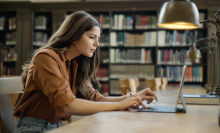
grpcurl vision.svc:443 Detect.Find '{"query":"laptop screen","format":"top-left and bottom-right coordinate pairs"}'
top-left (174, 65), bottom-right (187, 110)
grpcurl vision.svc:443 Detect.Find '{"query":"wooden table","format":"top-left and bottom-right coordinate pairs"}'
top-left (48, 87), bottom-right (220, 133)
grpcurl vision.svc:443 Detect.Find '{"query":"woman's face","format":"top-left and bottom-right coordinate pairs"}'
top-left (74, 26), bottom-right (100, 57)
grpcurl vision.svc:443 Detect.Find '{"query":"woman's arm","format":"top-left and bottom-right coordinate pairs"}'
top-left (98, 95), bottom-right (128, 102)
top-left (63, 96), bottom-right (146, 116)
top-left (98, 88), bottom-right (158, 103)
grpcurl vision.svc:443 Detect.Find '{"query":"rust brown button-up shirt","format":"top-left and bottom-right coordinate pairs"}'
top-left (13, 49), bottom-right (104, 123)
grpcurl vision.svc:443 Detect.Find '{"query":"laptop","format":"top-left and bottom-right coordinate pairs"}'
top-left (138, 65), bottom-right (187, 113)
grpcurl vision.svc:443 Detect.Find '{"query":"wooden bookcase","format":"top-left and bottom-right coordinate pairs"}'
top-left (0, 0), bottom-right (211, 96)
top-left (107, 10), bottom-right (208, 95)
top-left (32, 12), bottom-right (52, 54)
top-left (0, 11), bottom-right (17, 76)
top-left (64, 9), bottom-right (208, 96)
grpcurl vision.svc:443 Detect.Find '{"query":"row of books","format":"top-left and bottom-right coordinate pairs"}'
top-left (0, 49), bottom-right (17, 62)
top-left (100, 50), bottom-right (109, 64)
top-left (110, 65), bottom-right (155, 79)
top-left (157, 49), bottom-right (193, 65)
top-left (110, 48), bottom-right (152, 63)
top-left (111, 14), bottom-right (133, 30)
top-left (135, 15), bottom-right (157, 29)
top-left (33, 32), bottom-right (48, 46)
top-left (96, 67), bottom-right (108, 81)
top-left (99, 33), bottom-right (109, 46)
top-left (91, 14), bottom-right (110, 29)
top-left (0, 16), bottom-right (17, 30)
top-left (158, 30), bottom-right (195, 46)
top-left (100, 83), bottom-right (109, 96)
top-left (5, 31), bottom-right (17, 45)
top-left (110, 31), bottom-right (157, 46)
top-left (2, 66), bottom-right (16, 76)
top-left (157, 66), bottom-right (203, 82)
top-left (34, 16), bottom-right (47, 30)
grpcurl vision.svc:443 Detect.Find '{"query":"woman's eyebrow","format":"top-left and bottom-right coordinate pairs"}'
top-left (89, 33), bottom-right (100, 38)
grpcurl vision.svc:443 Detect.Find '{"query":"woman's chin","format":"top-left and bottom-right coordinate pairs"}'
top-left (83, 53), bottom-right (93, 58)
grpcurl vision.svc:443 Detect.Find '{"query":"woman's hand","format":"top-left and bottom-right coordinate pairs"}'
top-left (134, 88), bottom-right (158, 104)
top-left (118, 96), bottom-right (147, 110)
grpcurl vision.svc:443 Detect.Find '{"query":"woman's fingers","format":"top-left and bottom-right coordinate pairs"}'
top-left (132, 96), bottom-right (147, 109)
top-left (146, 90), bottom-right (158, 102)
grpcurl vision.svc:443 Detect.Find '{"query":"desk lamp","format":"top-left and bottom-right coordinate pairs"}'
top-left (157, 0), bottom-right (200, 30)
top-left (186, 10), bottom-right (220, 96)
top-left (158, 0), bottom-right (220, 96)
top-left (187, 37), bottom-right (216, 92)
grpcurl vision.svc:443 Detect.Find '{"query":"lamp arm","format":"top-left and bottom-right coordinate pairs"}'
top-left (191, 37), bottom-right (214, 48)
top-left (215, 9), bottom-right (220, 27)
top-left (201, 18), bottom-right (220, 33)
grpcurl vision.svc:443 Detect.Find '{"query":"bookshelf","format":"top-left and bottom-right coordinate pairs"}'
top-left (157, 10), bottom-right (208, 89)
top-left (64, 10), bottom-right (208, 96)
top-left (0, 11), bottom-right (17, 76)
top-left (107, 10), bottom-right (208, 96)
top-left (32, 12), bottom-right (52, 53)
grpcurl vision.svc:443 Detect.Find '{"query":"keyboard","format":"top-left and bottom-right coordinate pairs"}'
top-left (138, 106), bottom-right (179, 113)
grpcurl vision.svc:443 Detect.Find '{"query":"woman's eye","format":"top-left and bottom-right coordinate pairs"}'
top-left (90, 37), bottom-right (94, 39)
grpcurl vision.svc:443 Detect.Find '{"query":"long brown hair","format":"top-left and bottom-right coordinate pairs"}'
top-left (21, 11), bottom-right (102, 100)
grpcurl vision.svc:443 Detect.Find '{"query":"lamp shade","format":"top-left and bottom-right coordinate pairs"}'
top-left (186, 43), bottom-right (202, 63)
top-left (157, 0), bottom-right (200, 29)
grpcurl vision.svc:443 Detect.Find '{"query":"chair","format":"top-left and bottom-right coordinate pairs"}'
top-left (0, 77), bottom-right (24, 133)
top-left (119, 78), bottom-right (139, 95)
top-left (160, 77), bottom-right (168, 90)
top-left (145, 78), bottom-right (161, 91)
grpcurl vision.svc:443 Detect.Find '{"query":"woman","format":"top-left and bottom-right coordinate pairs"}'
top-left (13, 11), bottom-right (158, 133)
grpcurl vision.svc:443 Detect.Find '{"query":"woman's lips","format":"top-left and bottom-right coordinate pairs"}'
top-left (91, 49), bottom-right (96, 52)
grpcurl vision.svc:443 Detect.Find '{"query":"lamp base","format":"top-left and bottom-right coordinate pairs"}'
top-left (209, 86), bottom-right (220, 96)
top-left (206, 86), bottom-right (216, 94)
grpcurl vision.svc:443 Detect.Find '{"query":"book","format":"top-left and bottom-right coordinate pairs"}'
top-left (178, 94), bottom-right (220, 105)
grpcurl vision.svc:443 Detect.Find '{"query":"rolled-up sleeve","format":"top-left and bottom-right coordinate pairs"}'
top-left (86, 81), bottom-right (104, 101)
top-left (33, 54), bottom-right (75, 113)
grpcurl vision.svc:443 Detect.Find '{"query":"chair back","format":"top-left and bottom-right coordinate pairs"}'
top-left (0, 77), bottom-right (24, 133)
top-left (160, 77), bottom-right (168, 90)
top-left (119, 78), bottom-right (139, 95)
top-left (146, 78), bottom-right (161, 91)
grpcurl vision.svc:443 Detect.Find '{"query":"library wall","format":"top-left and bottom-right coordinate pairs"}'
top-left (0, 1), bottom-right (219, 96)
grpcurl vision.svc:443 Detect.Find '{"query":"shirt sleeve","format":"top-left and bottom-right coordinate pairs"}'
top-left (86, 81), bottom-right (104, 101)
top-left (33, 53), bottom-right (75, 113)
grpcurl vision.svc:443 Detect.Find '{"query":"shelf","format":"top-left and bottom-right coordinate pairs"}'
top-left (0, 29), bottom-right (16, 32)
top-left (168, 81), bottom-right (207, 84)
top-left (158, 46), bottom-right (190, 48)
top-left (111, 29), bottom-right (157, 32)
top-left (34, 29), bottom-right (52, 31)
top-left (110, 46), bottom-right (156, 48)
top-left (98, 80), bottom-right (109, 82)
top-left (99, 45), bottom-right (109, 48)
top-left (100, 63), bottom-right (109, 65)
top-left (110, 78), bottom-right (146, 81)
top-left (110, 63), bottom-right (155, 65)
top-left (157, 64), bottom-right (207, 66)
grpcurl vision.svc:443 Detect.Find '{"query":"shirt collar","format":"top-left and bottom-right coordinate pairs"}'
top-left (60, 51), bottom-right (69, 62)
